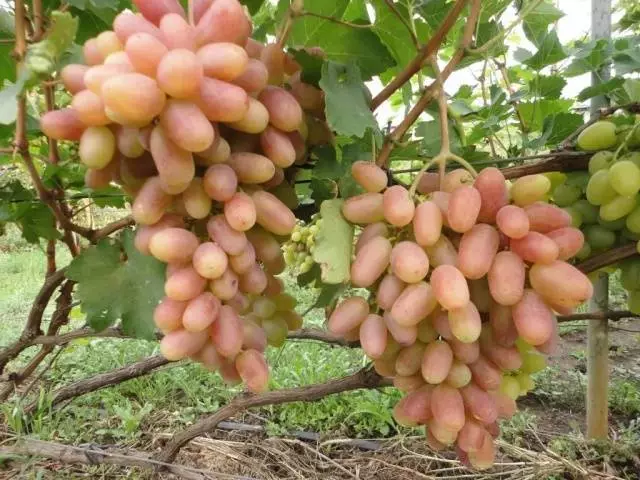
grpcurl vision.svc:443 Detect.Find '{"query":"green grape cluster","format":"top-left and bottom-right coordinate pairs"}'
top-left (283, 216), bottom-right (322, 273)
top-left (498, 339), bottom-right (548, 400)
top-left (550, 118), bottom-right (640, 311)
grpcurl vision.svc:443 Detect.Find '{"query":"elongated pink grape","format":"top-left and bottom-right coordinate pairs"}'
top-left (487, 251), bottom-right (525, 306)
top-left (430, 265), bottom-right (470, 311)
top-left (448, 302), bottom-right (482, 343)
top-left (227, 152), bottom-right (274, 184)
top-left (351, 161), bottom-right (387, 193)
top-left (376, 274), bottom-right (406, 311)
top-left (390, 241), bottom-right (429, 283)
top-left (445, 361), bottom-right (472, 388)
top-left (468, 432), bottom-right (496, 470)
top-left (239, 263), bottom-right (268, 295)
top-left (355, 223), bottom-right (389, 254)
top-left (413, 201), bottom-right (443, 247)
top-left (196, 136), bottom-right (230, 166)
top-left (192, 242), bottom-right (228, 279)
top-left (460, 382), bottom-right (498, 425)
top-left (342, 193), bottom-right (384, 224)
top-left (203, 164), bottom-right (238, 202)
top-left (132, 177), bottom-right (173, 225)
top-left (479, 328), bottom-right (522, 371)
top-left (351, 236), bottom-right (392, 288)
top-left (195, 0), bottom-right (251, 47)
top-left (529, 261), bottom-right (593, 308)
top-left (193, 342), bottom-right (222, 371)
top-left (210, 305), bottom-right (243, 358)
top-left (242, 318), bottom-right (268, 351)
top-left (390, 282), bottom-right (438, 327)
top-left (431, 384), bottom-right (465, 432)
top-left (134, 214), bottom-right (184, 255)
top-left (157, 49), bottom-right (203, 99)
top-left (546, 227), bottom-right (584, 261)
top-left (260, 126), bottom-right (296, 168)
top-left (61, 64), bottom-right (89, 94)
top-left (210, 268), bottom-right (239, 300)
top-left (443, 169), bottom-right (473, 193)
top-left (246, 227), bottom-right (284, 274)
top-left (198, 77), bottom-right (249, 123)
top-left (159, 13), bottom-right (195, 50)
top-left (252, 190), bottom-right (296, 235)
top-left (396, 343), bottom-right (426, 377)
top-left (165, 266), bottom-right (207, 301)
top-left (183, 292), bottom-right (220, 332)
top-left (227, 97), bottom-right (269, 133)
top-left (160, 329), bottom-right (208, 361)
top-left (448, 186), bottom-right (481, 233)
top-left (384, 313), bottom-right (418, 346)
top-left (458, 420), bottom-right (487, 453)
top-left (359, 314), bottom-right (388, 359)
top-left (457, 224), bottom-right (499, 280)
top-left (421, 340), bottom-right (453, 384)
top-left (149, 227), bottom-right (198, 264)
top-left (469, 355), bottom-right (502, 391)
top-left (40, 109), bottom-right (85, 141)
top-left (79, 126), bottom-right (115, 169)
top-left (289, 71), bottom-right (324, 113)
top-left (133, 0), bottom-right (184, 25)
top-left (258, 86), bottom-right (302, 132)
top-left (383, 185), bottom-right (415, 227)
top-left (236, 350), bottom-right (269, 393)
top-left (114, 12), bottom-right (163, 43)
top-left (425, 235), bottom-right (458, 267)
top-left (83, 38), bottom-right (104, 65)
top-left (512, 289), bottom-right (555, 345)
top-left (489, 303), bottom-right (518, 347)
top-left (96, 31), bottom-right (123, 58)
top-left (206, 215), bottom-right (247, 255)
top-left (393, 386), bottom-right (433, 426)
top-left (150, 125), bottom-right (195, 194)
top-left (222, 192), bottom-right (255, 232)
top-left (431, 309), bottom-right (452, 340)
top-left (197, 42), bottom-right (248, 81)
top-left (182, 178), bottom-right (212, 220)
top-left (160, 100), bottom-right (215, 153)
top-left (233, 58), bottom-right (269, 93)
top-left (417, 319), bottom-right (438, 343)
top-left (510, 232), bottom-right (559, 264)
top-left (394, 374), bottom-right (426, 393)
top-left (102, 73), bottom-right (166, 126)
top-left (496, 205), bottom-right (530, 239)
top-left (450, 338), bottom-right (480, 364)
top-left (84, 64), bottom-right (133, 96)
top-left (525, 202), bottom-right (572, 233)
top-left (475, 167), bottom-right (508, 223)
top-left (328, 296), bottom-right (369, 335)
top-left (85, 165), bottom-right (116, 190)
top-left (154, 297), bottom-right (187, 333)
top-left (417, 172), bottom-right (440, 195)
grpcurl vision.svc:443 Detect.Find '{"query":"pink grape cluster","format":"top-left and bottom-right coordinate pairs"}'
top-left (39, 0), bottom-right (328, 393)
top-left (329, 163), bottom-right (594, 468)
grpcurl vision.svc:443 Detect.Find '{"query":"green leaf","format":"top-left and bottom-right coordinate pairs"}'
top-left (310, 177), bottom-right (338, 205)
top-left (288, 0), bottom-right (394, 79)
top-left (416, 118), bottom-right (463, 157)
top-left (523, 30), bottom-right (567, 70)
top-left (564, 39), bottom-right (611, 77)
top-left (311, 283), bottom-right (345, 309)
top-left (516, 99), bottom-right (573, 132)
top-left (369, 0), bottom-right (426, 68)
top-left (577, 77), bottom-right (625, 102)
top-left (624, 78), bottom-right (640, 102)
top-left (312, 199), bottom-right (354, 284)
top-left (523, 1), bottom-right (564, 47)
top-left (528, 75), bottom-right (566, 99)
top-left (241, 0), bottom-right (265, 15)
top-left (0, 181), bottom-right (60, 243)
top-left (25, 11), bottom-right (78, 77)
top-left (66, 229), bottom-right (166, 339)
top-left (319, 61), bottom-right (378, 138)
top-left (297, 262), bottom-right (321, 287)
top-left (290, 49), bottom-right (324, 86)
top-left (541, 112), bottom-right (584, 146)
top-left (0, 78), bottom-right (25, 125)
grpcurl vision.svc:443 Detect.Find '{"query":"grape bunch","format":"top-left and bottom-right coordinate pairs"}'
top-left (550, 119), bottom-right (640, 310)
top-left (283, 216), bottom-right (322, 274)
top-left (329, 161), bottom-right (593, 469)
top-left (39, 0), bottom-right (327, 393)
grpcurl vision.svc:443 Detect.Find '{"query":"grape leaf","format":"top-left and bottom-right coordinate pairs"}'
top-left (311, 283), bottom-right (345, 309)
top-left (288, 0), bottom-right (393, 79)
top-left (522, 31), bottom-right (567, 70)
top-left (66, 229), bottom-right (166, 339)
top-left (312, 199), bottom-right (353, 284)
top-left (290, 49), bottom-right (324, 86)
top-left (528, 75), bottom-right (567, 99)
top-left (577, 77), bottom-right (625, 102)
top-left (319, 61), bottom-right (377, 138)
top-left (516, 99), bottom-right (573, 132)
top-left (523, 1), bottom-right (564, 47)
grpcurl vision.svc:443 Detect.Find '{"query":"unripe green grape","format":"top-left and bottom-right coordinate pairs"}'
top-left (573, 199), bottom-right (599, 224)
top-left (291, 231), bottom-right (302, 242)
top-left (274, 293), bottom-right (296, 311)
top-left (600, 195), bottom-right (637, 222)
top-left (585, 225), bottom-right (616, 250)
top-left (309, 225), bottom-right (319, 235)
top-left (516, 372), bottom-right (535, 394)
top-left (598, 215), bottom-right (627, 231)
top-left (575, 242), bottom-right (592, 260)
top-left (553, 183), bottom-right (582, 207)
top-left (620, 151), bottom-right (640, 168)
top-left (515, 338), bottom-right (533, 353)
top-left (563, 206), bottom-right (583, 228)
top-left (544, 172), bottom-right (567, 191)
top-left (499, 376), bottom-right (521, 400)
top-left (588, 151), bottom-right (615, 174)
top-left (521, 350), bottom-right (547, 374)
top-left (577, 120), bottom-right (617, 151)
top-left (609, 160), bottom-right (640, 197)
top-left (622, 228), bottom-right (640, 242)
top-left (586, 169), bottom-right (618, 206)
top-left (565, 171), bottom-right (591, 189)
top-left (299, 261), bottom-right (313, 273)
top-left (627, 206), bottom-right (640, 234)
top-left (306, 237), bottom-right (315, 249)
